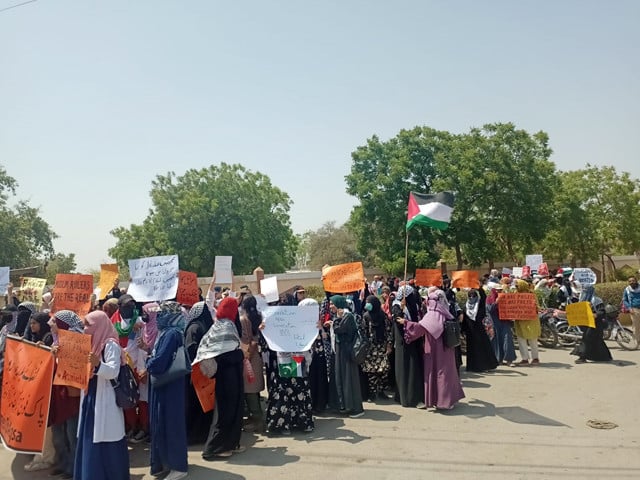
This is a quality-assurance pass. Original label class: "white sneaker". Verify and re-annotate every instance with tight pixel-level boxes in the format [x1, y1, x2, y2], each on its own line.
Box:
[165, 470, 188, 480]
[349, 411, 365, 418]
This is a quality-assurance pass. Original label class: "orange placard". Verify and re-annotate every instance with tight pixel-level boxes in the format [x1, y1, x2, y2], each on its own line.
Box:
[191, 362, 216, 413]
[321, 262, 365, 294]
[52, 274, 94, 316]
[177, 271, 200, 307]
[53, 329, 91, 391]
[451, 270, 480, 289]
[497, 293, 538, 320]
[414, 269, 443, 287]
[566, 301, 596, 328]
[1, 337, 55, 453]
[97, 264, 119, 300]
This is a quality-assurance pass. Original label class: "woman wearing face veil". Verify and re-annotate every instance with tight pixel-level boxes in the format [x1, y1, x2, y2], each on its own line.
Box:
[461, 288, 498, 372]
[571, 286, 612, 364]
[361, 295, 392, 401]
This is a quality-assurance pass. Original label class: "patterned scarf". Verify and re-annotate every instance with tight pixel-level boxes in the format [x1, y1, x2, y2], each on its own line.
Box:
[192, 319, 240, 364]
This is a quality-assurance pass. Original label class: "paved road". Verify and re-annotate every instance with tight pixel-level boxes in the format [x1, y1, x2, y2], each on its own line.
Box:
[3, 342, 640, 479]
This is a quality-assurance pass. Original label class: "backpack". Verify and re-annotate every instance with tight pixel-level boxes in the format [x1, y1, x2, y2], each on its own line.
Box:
[352, 313, 370, 364]
[111, 363, 140, 409]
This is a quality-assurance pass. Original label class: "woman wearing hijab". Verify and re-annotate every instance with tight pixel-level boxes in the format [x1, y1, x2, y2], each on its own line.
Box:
[74, 310, 130, 480]
[47, 311, 84, 479]
[184, 301, 215, 444]
[461, 288, 498, 372]
[571, 286, 612, 364]
[513, 279, 541, 365]
[485, 284, 517, 367]
[330, 294, 364, 418]
[397, 289, 465, 410]
[362, 295, 392, 402]
[146, 301, 188, 480]
[194, 297, 245, 460]
[25, 312, 53, 345]
[262, 297, 315, 434]
[239, 294, 265, 433]
[16, 301, 37, 337]
[391, 285, 424, 408]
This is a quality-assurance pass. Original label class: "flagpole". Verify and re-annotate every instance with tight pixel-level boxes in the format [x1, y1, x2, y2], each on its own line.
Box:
[403, 229, 409, 284]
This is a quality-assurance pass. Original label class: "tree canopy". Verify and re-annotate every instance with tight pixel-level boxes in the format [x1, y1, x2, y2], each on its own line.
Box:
[109, 163, 297, 276]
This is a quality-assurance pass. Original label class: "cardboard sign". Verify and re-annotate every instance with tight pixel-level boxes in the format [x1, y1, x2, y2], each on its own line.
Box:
[497, 293, 538, 320]
[512, 267, 523, 278]
[261, 306, 320, 352]
[573, 268, 597, 286]
[414, 269, 443, 287]
[96, 264, 119, 300]
[191, 362, 216, 413]
[259, 276, 279, 303]
[52, 274, 94, 316]
[321, 262, 365, 294]
[450, 270, 480, 289]
[214, 256, 233, 284]
[53, 330, 91, 391]
[525, 254, 543, 271]
[17, 277, 47, 308]
[0, 337, 55, 453]
[177, 270, 199, 306]
[127, 255, 179, 302]
[0, 267, 9, 296]
[537, 263, 549, 277]
[566, 301, 596, 328]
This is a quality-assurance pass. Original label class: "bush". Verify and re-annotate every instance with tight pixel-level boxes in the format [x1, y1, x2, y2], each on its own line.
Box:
[595, 281, 627, 309]
[304, 284, 327, 303]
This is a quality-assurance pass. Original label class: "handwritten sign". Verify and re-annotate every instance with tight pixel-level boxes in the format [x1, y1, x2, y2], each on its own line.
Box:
[53, 330, 91, 391]
[127, 255, 179, 302]
[191, 363, 216, 413]
[214, 256, 233, 284]
[525, 254, 543, 271]
[322, 262, 365, 294]
[566, 301, 596, 328]
[52, 274, 93, 316]
[261, 305, 319, 352]
[0, 267, 9, 296]
[573, 268, 597, 286]
[414, 269, 443, 287]
[17, 277, 47, 308]
[512, 267, 523, 278]
[1, 337, 55, 453]
[498, 293, 538, 320]
[260, 276, 279, 303]
[177, 270, 199, 306]
[96, 264, 119, 300]
[451, 270, 480, 289]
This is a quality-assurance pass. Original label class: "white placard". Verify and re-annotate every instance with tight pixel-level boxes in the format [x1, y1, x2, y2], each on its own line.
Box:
[255, 294, 269, 312]
[512, 267, 523, 278]
[0, 267, 9, 295]
[502, 267, 512, 275]
[127, 255, 179, 302]
[260, 276, 279, 303]
[261, 305, 320, 352]
[214, 256, 233, 284]
[573, 268, 597, 286]
[525, 254, 544, 270]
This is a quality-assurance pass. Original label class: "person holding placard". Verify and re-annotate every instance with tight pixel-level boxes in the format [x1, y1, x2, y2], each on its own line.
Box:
[571, 287, 612, 364]
[486, 283, 517, 367]
[25, 312, 54, 346]
[513, 280, 542, 366]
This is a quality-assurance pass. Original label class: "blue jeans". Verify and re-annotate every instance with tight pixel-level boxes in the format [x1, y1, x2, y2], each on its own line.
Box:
[491, 319, 516, 363]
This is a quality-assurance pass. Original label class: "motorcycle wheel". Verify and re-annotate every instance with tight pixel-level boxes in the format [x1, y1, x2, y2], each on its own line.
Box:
[602, 326, 612, 341]
[538, 324, 558, 349]
[555, 324, 576, 347]
[615, 328, 638, 351]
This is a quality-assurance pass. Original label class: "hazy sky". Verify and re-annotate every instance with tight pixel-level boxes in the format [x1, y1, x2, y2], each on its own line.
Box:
[1, 0, 638, 272]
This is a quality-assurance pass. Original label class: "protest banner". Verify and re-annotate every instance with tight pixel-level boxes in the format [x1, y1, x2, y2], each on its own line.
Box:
[497, 293, 538, 320]
[260, 276, 279, 303]
[96, 264, 119, 300]
[261, 305, 320, 352]
[0, 267, 9, 295]
[414, 269, 443, 287]
[450, 270, 480, 289]
[191, 363, 216, 413]
[525, 254, 543, 272]
[177, 270, 199, 306]
[52, 274, 94, 316]
[214, 256, 233, 284]
[17, 277, 47, 308]
[53, 329, 91, 391]
[573, 268, 597, 286]
[537, 262, 549, 277]
[1, 337, 55, 453]
[321, 262, 365, 294]
[566, 301, 596, 328]
[127, 255, 179, 302]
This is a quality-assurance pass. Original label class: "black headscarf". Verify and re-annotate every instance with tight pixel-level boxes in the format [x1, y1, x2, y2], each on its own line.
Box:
[25, 312, 53, 345]
[241, 294, 262, 335]
[364, 295, 386, 343]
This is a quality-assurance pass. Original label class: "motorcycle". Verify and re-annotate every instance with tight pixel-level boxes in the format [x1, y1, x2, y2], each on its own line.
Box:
[539, 308, 583, 347]
[601, 305, 638, 350]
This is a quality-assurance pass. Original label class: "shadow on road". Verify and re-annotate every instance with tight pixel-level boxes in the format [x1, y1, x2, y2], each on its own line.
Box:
[441, 399, 569, 427]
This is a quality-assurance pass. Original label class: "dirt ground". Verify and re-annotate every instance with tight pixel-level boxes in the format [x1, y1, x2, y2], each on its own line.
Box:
[2, 341, 640, 480]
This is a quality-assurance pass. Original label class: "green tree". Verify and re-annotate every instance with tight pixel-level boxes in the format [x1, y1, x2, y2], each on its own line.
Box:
[304, 221, 367, 270]
[109, 163, 297, 275]
[0, 165, 57, 267]
[44, 253, 77, 284]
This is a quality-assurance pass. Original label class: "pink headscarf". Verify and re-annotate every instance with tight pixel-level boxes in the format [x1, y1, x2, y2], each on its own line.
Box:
[84, 310, 120, 358]
[418, 289, 454, 339]
[142, 302, 159, 348]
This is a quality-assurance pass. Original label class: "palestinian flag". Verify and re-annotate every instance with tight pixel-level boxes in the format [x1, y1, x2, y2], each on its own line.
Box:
[406, 191, 454, 231]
